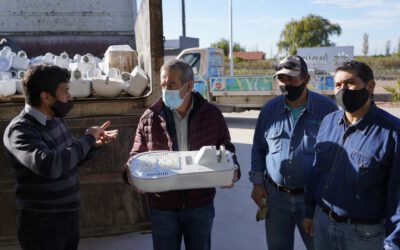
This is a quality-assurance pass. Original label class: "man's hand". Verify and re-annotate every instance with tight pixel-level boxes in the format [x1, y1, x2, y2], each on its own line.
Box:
[125, 156, 145, 194]
[222, 169, 239, 189]
[251, 184, 268, 208]
[126, 165, 145, 194]
[303, 218, 313, 237]
[86, 125, 105, 140]
[88, 121, 119, 148]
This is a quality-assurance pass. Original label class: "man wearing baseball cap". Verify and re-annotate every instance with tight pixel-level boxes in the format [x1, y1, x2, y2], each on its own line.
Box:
[250, 55, 337, 250]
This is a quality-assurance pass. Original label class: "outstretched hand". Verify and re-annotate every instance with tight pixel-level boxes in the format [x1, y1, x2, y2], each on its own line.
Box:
[92, 121, 119, 147]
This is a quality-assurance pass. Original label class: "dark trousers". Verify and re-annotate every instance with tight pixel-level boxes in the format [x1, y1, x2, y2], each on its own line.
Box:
[149, 202, 215, 250]
[17, 210, 80, 250]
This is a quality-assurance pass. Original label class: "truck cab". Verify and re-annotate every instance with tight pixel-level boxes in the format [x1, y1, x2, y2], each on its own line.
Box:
[178, 47, 335, 111]
[178, 47, 276, 111]
[178, 47, 225, 100]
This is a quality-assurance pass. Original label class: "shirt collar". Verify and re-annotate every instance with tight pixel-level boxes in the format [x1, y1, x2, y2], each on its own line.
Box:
[24, 104, 49, 126]
[281, 89, 313, 114]
[338, 102, 378, 134]
[172, 96, 194, 120]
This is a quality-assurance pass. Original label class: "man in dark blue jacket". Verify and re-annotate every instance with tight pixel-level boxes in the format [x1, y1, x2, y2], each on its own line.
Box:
[304, 61, 400, 250]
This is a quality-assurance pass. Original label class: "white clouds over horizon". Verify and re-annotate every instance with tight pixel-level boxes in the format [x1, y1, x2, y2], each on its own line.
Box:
[311, 0, 385, 8]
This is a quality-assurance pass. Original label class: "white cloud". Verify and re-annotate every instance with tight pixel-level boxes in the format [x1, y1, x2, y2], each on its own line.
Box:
[332, 17, 398, 29]
[368, 3, 400, 17]
[314, 1, 400, 31]
[311, 0, 384, 8]
[329, 2, 400, 29]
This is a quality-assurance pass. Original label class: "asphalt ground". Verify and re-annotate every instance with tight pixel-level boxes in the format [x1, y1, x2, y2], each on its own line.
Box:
[1, 103, 399, 250]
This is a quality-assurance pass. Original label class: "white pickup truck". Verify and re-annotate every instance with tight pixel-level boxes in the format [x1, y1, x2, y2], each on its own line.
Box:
[177, 47, 334, 111]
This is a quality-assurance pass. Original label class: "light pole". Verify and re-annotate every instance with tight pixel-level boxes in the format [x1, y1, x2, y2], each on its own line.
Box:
[229, 0, 234, 76]
[181, 0, 186, 37]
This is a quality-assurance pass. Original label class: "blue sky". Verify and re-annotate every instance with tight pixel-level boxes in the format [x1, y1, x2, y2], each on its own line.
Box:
[161, 0, 400, 57]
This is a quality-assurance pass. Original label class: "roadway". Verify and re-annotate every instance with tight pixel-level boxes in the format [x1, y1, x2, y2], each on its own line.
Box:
[1, 104, 399, 250]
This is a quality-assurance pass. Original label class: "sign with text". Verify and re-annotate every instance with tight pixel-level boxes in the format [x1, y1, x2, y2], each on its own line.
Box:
[297, 46, 354, 73]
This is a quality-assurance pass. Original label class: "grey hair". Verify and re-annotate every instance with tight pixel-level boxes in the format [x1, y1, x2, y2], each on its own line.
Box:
[161, 59, 194, 83]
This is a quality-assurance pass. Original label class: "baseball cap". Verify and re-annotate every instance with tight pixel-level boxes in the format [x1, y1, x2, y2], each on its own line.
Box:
[273, 55, 308, 78]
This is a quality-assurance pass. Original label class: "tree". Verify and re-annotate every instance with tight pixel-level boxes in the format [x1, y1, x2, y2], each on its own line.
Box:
[362, 33, 369, 56]
[277, 14, 342, 55]
[386, 40, 391, 56]
[397, 37, 400, 56]
[384, 80, 400, 103]
[210, 38, 245, 56]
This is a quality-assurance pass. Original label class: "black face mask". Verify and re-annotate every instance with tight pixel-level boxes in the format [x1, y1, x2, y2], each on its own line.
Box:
[51, 100, 74, 117]
[335, 88, 369, 113]
[279, 82, 306, 101]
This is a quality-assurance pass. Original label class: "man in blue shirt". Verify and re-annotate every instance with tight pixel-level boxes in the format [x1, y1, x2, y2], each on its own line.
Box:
[303, 61, 400, 250]
[250, 55, 337, 250]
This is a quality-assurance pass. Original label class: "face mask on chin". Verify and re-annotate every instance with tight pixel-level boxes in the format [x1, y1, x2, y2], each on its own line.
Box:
[50, 100, 74, 118]
[335, 88, 370, 113]
[162, 85, 189, 109]
[279, 82, 306, 101]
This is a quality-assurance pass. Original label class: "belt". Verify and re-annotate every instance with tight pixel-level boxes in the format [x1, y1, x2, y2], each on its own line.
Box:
[267, 177, 305, 195]
[20, 209, 78, 217]
[320, 206, 382, 225]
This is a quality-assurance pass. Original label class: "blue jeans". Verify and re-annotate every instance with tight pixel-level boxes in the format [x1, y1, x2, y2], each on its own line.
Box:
[313, 206, 385, 250]
[149, 202, 215, 250]
[265, 182, 314, 250]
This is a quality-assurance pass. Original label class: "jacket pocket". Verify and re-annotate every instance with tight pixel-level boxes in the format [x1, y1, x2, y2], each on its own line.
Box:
[303, 126, 318, 154]
[314, 142, 332, 171]
[265, 128, 283, 154]
[348, 151, 384, 188]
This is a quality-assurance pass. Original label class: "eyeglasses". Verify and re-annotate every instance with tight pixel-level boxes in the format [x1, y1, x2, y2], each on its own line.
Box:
[275, 61, 301, 72]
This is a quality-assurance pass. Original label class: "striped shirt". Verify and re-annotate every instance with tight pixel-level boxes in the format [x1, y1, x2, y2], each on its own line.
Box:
[3, 105, 96, 213]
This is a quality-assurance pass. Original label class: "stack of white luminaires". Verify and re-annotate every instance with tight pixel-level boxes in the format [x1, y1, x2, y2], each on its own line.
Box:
[0, 47, 15, 96]
[11, 51, 30, 71]
[69, 68, 92, 98]
[0, 46, 149, 98]
[15, 70, 25, 94]
[0, 47, 13, 72]
[0, 71, 16, 97]
[91, 68, 125, 98]
[53, 52, 72, 69]
[123, 66, 150, 97]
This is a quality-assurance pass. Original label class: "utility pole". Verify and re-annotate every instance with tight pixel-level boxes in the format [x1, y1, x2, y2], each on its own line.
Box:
[181, 0, 186, 37]
[229, 0, 234, 76]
